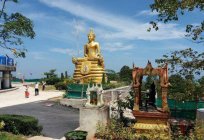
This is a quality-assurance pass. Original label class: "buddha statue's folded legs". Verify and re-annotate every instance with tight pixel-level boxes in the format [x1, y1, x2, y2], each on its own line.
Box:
[72, 57, 88, 64]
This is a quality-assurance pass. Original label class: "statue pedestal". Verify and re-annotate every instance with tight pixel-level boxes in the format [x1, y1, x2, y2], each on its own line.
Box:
[133, 111, 170, 138]
[80, 106, 109, 139]
[73, 59, 105, 84]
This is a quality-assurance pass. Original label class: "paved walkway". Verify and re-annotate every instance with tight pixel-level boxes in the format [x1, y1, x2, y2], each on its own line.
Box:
[0, 83, 64, 108]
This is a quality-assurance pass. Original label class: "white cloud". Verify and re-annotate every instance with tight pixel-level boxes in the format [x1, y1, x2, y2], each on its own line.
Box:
[102, 42, 134, 52]
[161, 44, 192, 51]
[25, 12, 79, 43]
[25, 13, 47, 20]
[137, 10, 158, 16]
[29, 52, 46, 60]
[50, 48, 82, 56]
[72, 19, 86, 36]
[148, 44, 192, 51]
[39, 0, 185, 41]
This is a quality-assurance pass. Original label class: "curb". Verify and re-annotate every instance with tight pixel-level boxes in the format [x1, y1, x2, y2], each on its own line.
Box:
[0, 87, 19, 93]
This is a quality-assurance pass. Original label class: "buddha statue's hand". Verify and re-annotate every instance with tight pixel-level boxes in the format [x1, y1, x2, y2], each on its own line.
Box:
[96, 53, 102, 58]
[72, 57, 77, 64]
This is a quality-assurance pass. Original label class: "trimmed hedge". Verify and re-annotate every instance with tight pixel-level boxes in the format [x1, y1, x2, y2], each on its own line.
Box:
[0, 114, 42, 136]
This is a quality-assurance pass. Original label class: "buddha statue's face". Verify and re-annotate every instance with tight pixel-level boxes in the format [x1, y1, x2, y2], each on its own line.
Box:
[88, 34, 95, 42]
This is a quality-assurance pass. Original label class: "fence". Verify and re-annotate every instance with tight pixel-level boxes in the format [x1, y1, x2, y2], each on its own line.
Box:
[156, 98, 204, 120]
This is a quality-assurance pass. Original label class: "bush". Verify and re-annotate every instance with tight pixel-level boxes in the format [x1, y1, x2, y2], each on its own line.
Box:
[0, 132, 26, 140]
[55, 82, 67, 90]
[44, 77, 60, 85]
[95, 119, 136, 140]
[0, 114, 42, 136]
[55, 78, 74, 90]
[64, 130, 87, 140]
[0, 121, 5, 130]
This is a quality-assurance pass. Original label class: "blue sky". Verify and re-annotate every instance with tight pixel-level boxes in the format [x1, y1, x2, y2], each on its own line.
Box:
[1, 0, 203, 79]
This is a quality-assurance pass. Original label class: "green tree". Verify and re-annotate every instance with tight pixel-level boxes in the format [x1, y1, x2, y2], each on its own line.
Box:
[65, 71, 68, 78]
[149, 0, 204, 43]
[198, 76, 204, 88]
[44, 69, 57, 78]
[0, 0, 35, 57]
[168, 74, 186, 100]
[102, 73, 106, 85]
[155, 48, 204, 100]
[61, 73, 64, 80]
[144, 76, 155, 90]
[119, 65, 132, 83]
[155, 48, 204, 77]
[43, 69, 60, 85]
[196, 76, 204, 99]
[105, 69, 119, 82]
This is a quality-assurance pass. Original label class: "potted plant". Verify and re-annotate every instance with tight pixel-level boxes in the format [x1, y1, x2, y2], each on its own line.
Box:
[64, 130, 88, 140]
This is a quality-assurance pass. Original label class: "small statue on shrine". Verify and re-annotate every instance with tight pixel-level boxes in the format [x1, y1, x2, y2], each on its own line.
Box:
[148, 82, 156, 108]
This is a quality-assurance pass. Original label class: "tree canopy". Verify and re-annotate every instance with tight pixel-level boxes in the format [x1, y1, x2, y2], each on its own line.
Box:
[149, 0, 204, 43]
[119, 65, 132, 83]
[105, 69, 119, 82]
[43, 69, 57, 79]
[156, 48, 204, 77]
[0, 0, 35, 57]
[156, 49, 204, 100]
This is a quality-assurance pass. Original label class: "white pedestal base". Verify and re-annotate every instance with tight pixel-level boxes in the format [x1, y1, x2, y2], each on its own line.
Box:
[80, 106, 109, 139]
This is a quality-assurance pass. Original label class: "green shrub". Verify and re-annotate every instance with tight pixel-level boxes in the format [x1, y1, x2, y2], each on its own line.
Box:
[55, 78, 74, 90]
[0, 114, 42, 136]
[64, 130, 87, 140]
[45, 77, 60, 85]
[95, 119, 136, 140]
[0, 121, 5, 130]
[55, 82, 67, 90]
[0, 132, 26, 140]
[189, 120, 204, 140]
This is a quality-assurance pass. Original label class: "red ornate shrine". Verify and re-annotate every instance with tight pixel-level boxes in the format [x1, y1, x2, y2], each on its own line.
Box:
[132, 61, 170, 138]
[132, 61, 169, 112]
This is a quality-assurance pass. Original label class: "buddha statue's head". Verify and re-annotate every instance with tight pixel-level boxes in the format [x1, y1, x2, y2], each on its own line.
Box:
[88, 28, 95, 42]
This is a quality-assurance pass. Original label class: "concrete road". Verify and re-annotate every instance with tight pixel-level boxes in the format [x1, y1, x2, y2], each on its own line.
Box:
[0, 101, 79, 139]
[0, 83, 79, 139]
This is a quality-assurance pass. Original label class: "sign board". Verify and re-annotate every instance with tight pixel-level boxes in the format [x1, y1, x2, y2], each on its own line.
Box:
[0, 56, 6, 65]
[0, 55, 14, 66]
[7, 57, 14, 66]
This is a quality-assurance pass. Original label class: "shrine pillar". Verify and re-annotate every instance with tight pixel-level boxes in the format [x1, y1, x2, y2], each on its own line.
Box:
[161, 87, 169, 112]
[133, 87, 140, 111]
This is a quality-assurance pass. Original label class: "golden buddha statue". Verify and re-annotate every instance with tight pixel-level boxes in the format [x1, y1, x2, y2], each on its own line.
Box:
[72, 29, 105, 84]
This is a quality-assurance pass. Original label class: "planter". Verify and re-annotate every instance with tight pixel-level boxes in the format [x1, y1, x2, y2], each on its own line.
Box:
[64, 130, 88, 140]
